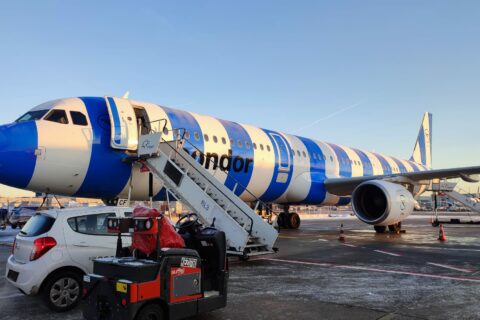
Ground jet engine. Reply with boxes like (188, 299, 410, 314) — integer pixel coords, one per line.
(352, 180, 414, 226)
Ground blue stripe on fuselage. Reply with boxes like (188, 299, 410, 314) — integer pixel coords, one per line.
(75, 97, 132, 199)
(298, 137, 326, 204)
(391, 157, 407, 173)
(352, 149, 373, 176)
(156, 107, 204, 199)
(218, 120, 254, 196)
(161, 107, 204, 152)
(373, 153, 392, 175)
(328, 143, 352, 178)
(0, 121, 38, 189)
(260, 130, 294, 202)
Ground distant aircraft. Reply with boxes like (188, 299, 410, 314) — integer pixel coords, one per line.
(1, 97, 479, 233)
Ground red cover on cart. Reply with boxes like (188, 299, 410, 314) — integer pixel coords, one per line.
(132, 207, 185, 255)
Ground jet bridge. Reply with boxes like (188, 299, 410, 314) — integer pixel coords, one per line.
(135, 131, 278, 258)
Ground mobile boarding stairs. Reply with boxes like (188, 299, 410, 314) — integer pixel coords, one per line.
(135, 131, 278, 259)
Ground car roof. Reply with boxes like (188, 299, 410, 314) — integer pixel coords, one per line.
(37, 206, 133, 218)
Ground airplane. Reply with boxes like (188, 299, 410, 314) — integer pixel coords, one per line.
(1, 96, 479, 233)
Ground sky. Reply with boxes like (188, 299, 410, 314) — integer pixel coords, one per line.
(0, 1, 479, 197)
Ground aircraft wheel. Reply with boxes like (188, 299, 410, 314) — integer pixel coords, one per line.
(374, 225, 386, 233)
(136, 304, 164, 320)
(388, 222, 402, 233)
(277, 213, 288, 228)
(11, 224, 17, 229)
(287, 213, 301, 229)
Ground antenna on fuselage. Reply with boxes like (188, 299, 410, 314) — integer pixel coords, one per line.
(122, 91, 130, 99)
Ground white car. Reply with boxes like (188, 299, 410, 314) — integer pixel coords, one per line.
(5, 206, 133, 312)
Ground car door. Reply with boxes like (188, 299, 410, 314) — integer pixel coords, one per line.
(63, 210, 119, 272)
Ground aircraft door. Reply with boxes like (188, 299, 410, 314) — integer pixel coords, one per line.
(105, 96, 138, 150)
(270, 133, 291, 183)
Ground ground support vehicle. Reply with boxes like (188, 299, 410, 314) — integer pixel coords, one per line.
(83, 208, 228, 320)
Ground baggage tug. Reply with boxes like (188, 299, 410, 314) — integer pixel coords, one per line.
(83, 207, 228, 320)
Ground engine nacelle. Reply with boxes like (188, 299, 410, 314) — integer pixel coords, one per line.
(352, 180, 414, 226)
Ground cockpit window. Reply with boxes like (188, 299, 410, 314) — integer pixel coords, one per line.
(16, 110, 49, 123)
(70, 111, 88, 126)
(45, 109, 69, 124)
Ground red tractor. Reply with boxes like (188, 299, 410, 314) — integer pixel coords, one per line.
(83, 208, 228, 320)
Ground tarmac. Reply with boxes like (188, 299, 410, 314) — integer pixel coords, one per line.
(1, 213, 480, 319)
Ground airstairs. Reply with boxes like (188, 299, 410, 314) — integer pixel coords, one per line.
(445, 190, 480, 213)
(431, 181, 480, 214)
(136, 132, 278, 258)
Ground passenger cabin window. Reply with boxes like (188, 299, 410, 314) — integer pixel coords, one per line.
(245, 141, 251, 149)
(260, 144, 264, 151)
(45, 109, 68, 124)
(266, 145, 271, 152)
(237, 140, 243, 148)
(194, 132, 200, 141)
(303, 151, 307, 158)
(253, 143, 257, 149)
(67, 212, 115, 235)
(184, 131, 190, 139)
(213, 136, 218, 143)
(204, 134, 209, 142)
(221, 137, 227, 145)
(70, 111, 88, 126)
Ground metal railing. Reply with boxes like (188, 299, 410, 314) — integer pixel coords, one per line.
(146, 118, 278, 231)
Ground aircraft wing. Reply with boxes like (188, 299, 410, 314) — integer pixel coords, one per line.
(324, 166, 480, 196)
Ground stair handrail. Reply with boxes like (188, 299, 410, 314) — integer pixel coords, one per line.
(146, 119, 278, 225)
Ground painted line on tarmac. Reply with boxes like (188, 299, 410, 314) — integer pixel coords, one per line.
(373, 250, 402, 257)
(410, 246, 480, 253)
(343, 243, 357, 248)
(0, 293, 24, 300)
(261, 258, 480, 283)
(427, 262, 475, 273)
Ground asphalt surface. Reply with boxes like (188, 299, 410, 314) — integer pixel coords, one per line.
(1, 214, 480, 320)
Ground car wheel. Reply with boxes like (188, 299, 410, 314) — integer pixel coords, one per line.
(136, 304, 164, 320)
(42, 271, 82, 312)
(10, 224, 17, 229)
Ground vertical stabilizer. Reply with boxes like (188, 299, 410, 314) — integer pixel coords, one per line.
(410, 112, 432, 169)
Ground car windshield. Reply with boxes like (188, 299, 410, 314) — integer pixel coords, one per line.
(19, 213, 55, 237)
(16, 110, 49, 123)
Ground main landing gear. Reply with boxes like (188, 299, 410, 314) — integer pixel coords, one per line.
(277, 205, 301, 229)
(374, 222, 404, 234)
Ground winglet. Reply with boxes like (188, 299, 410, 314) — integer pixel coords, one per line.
(410, 112, 432, 169)
(122, 91, 130, 99)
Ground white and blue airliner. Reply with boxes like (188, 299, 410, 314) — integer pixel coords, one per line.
(3, 96, 479, 232)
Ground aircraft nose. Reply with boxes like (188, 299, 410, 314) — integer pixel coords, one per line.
(0, 122, 38, 189)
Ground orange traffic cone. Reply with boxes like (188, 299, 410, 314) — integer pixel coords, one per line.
(438, 224, 447, 242)
(338, 224, 346, 242)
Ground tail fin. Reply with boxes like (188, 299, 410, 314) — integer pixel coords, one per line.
(410, 112, 432, 169)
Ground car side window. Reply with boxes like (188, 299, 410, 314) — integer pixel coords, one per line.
(45, 109, 69, 124)
(67, 212, 115, 235)
(70, 111, 88, 126)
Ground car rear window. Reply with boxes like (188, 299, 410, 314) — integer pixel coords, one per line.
(19, 214, 55, 237)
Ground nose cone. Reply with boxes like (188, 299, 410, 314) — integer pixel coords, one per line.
(0, 122, 38, 189)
